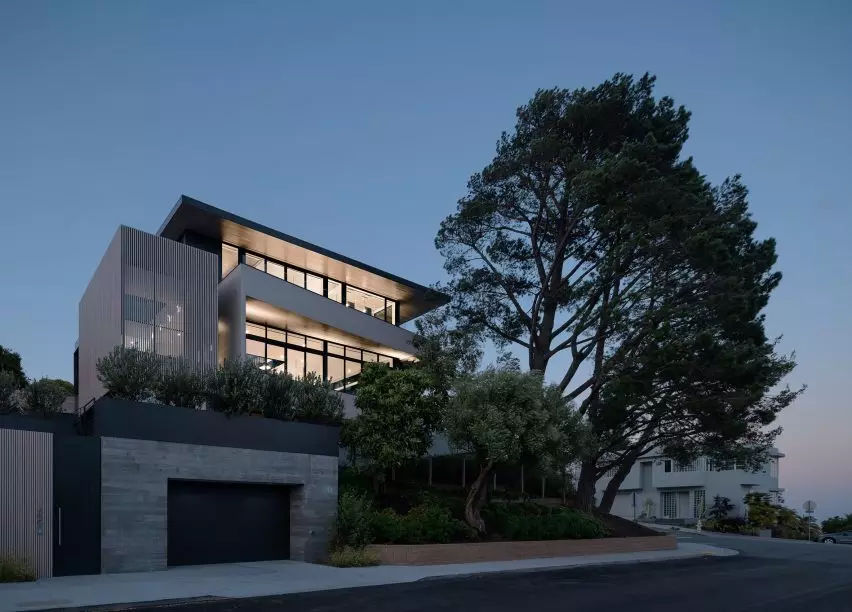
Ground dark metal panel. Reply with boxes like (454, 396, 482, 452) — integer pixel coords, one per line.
(53, 435, 101, 576)
(92, 398, 341, 457)
(167, 480, 290, 566)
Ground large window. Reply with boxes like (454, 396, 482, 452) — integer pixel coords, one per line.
(221, 244, 239, 278)
(244, 321, 395, 391)
(223, 242, 398, 324)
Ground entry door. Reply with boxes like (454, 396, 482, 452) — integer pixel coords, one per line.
(167, 480, 290, 567)
(53, 435, 101, 576)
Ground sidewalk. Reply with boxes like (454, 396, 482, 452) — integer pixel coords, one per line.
(0, 543, 735, 612)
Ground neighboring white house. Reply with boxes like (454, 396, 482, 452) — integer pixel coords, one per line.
(595, 448, 784, 523)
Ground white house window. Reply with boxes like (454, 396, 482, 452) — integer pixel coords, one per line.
(693, 489, 706, 518)
(770, 460, 778, 478)
(708, 459, 736, 471)
(673, 460, 698, 472)
(663, 460, 672, 473)
(661, 492, 677, 519)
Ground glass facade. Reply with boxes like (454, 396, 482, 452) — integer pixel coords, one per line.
(222, 242, 397, 325)
(245, 321, 394, 391)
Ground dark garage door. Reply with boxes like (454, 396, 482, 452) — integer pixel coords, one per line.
(167, 480, 290, 567)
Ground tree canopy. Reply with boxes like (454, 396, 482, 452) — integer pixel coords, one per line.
(0, 345, 26, 389)
(341, 363, 442, 490)
(444, 368, 586, 531)
(434, 73, 801, 509)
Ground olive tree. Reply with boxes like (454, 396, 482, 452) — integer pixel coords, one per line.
(444, 368, 586, 532)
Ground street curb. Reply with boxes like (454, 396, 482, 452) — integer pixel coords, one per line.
(415, 547, 740, 581)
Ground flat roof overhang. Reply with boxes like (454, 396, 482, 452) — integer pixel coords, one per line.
(158, 195, 450, 323)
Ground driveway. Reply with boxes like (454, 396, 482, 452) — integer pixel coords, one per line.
(40, 535, 852, 611)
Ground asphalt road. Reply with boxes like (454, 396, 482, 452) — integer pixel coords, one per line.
(92, 536, 852, 612)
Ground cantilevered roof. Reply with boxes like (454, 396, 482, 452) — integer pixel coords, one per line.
(158, 195, 449, 324)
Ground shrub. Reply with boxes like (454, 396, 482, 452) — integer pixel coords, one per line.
(481, 503, 606, 540)
(372, 508, 405, 543)
(152, 359, 205, 409)
(20, 378, 69, 416)
(0, 556, 36, 582)
(0, 370, 23, 414)
(204, 358, 267, 415)
(371, 504, 474, 544)
(707, 495, 734, 520)
(262, 370, 297, 421)
(328, 546, 380, 567)
(291, 373, 343, 424)
(501, 509, 606, 541)
(334, 489, 374, 550)
(712, 517, 749, 533)
(96, 346, 160, 401)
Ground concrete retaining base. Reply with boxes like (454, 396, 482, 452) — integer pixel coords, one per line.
(369, 535, 678, 565)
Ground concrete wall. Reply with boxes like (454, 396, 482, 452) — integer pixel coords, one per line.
(217, 266, 246, 362)
(100, 436, 337, 573)
(0, 429, 53, 578)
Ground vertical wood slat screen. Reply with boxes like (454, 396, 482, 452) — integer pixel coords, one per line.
(79, 226, 219, 405)
(120, 226, 218, 374)
(0, 429, 53, 577)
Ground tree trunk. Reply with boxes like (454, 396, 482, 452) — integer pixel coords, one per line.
(575, 460, 598, 512)
(464, 460, 494, 532)
(597, 461, 635, 514)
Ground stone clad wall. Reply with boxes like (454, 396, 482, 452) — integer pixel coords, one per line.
(100, 436, 337, 573)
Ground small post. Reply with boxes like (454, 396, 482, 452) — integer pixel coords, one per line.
(428, 457, 433, 486)
(520, 464, 525, 493)
(541, 477, 545, 499)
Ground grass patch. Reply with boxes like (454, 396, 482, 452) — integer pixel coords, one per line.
(328, 547, 380, 568)
(0, 556, 36, 582)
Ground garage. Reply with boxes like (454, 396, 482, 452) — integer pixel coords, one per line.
(167, 479, 290, 567)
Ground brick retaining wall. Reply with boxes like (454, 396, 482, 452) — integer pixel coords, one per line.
(369, 535, 677, 565)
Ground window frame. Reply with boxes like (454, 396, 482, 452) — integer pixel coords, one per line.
(227, 243, 401, 326)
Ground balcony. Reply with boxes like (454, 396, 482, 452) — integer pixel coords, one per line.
(652, 460, 709, 488)
(220, 264, 416, 359)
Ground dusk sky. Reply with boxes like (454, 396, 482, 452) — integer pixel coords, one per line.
(1, 1, 850, 517)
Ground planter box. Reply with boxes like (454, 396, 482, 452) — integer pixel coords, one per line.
(369, 535, 677, 565)
(87, 397, 340, 456)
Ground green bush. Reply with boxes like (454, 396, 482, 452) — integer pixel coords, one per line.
(334, 489, 374, 550)
(205, 357, 268, 415)
(501, 509, 606, 540)
(291, 373, 344, 424)
(328, 546, 380, 567)
(20, 378, 68, 415)
(153, 359, 205, 409)
(96, 346, 160, 401)
(262, 370, 297, 421)
(371, 508, 405, 543)
(371, 503, 475, 544)
(0, 556, 36, 582)
(481, 502, 606, 541)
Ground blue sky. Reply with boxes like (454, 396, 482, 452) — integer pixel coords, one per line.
(1, 0, 850, 517)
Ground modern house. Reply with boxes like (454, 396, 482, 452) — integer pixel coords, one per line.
(78, 195, 448, 408)
(595, 448, 785, 523)
(1, 195, 448, 578)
